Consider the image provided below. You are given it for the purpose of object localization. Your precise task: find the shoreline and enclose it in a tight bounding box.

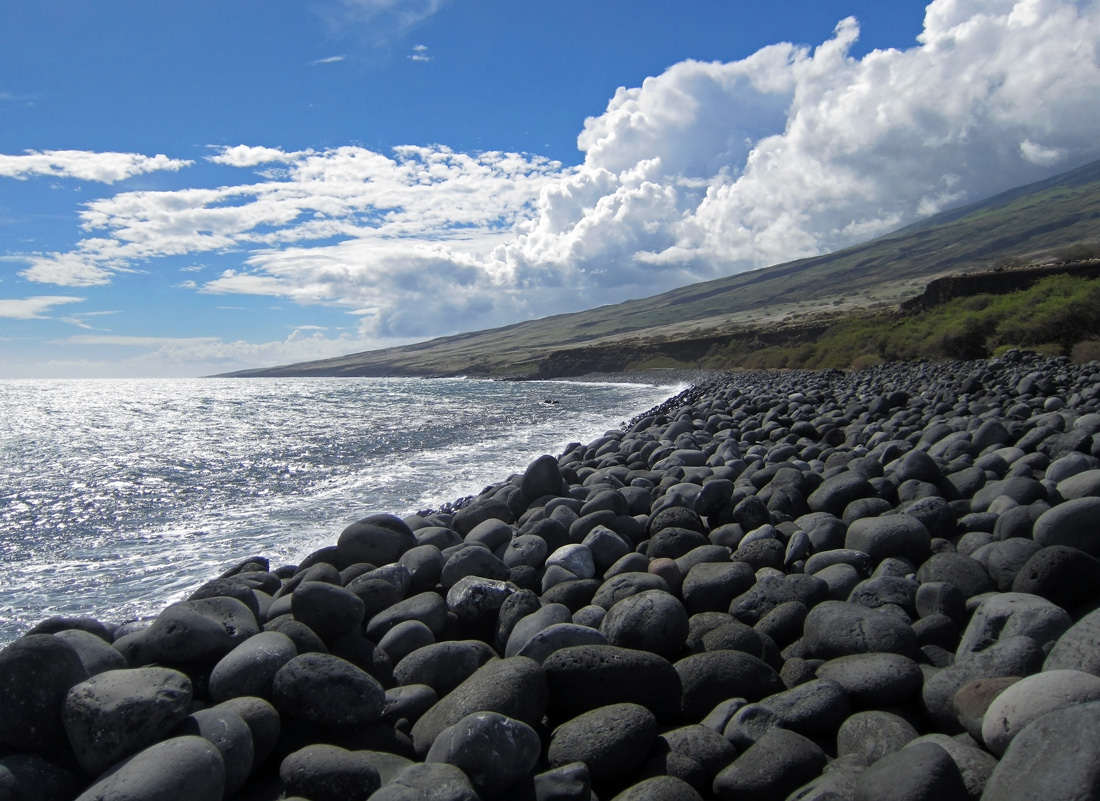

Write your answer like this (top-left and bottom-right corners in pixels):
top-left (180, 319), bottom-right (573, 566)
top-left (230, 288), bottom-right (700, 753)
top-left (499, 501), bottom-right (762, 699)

top-left (6, 352), bottom-right (1100, 798)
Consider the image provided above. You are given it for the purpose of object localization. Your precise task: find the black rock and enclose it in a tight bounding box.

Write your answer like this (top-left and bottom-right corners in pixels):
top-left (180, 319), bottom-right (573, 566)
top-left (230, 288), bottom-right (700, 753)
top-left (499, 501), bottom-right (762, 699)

top-left (712, 727), bottom-right (827, 801)
top-left (0, 635), bottom-right (89, 754)
top-left (280, 743), bottom-right (381, 801)
top-left (272, 653), bottom-right (384, 729)
top-left (547, 702), bottom-right (657, 788)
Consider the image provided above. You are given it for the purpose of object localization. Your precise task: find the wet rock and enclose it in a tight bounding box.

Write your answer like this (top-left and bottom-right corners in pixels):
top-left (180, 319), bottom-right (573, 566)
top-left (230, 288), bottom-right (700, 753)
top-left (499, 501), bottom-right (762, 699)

top-left (171, 707), bottom-right (254, 796)
top-left (291, 581), bottom-right (365, 643)
top-left (337, 514), bottom-right (418, 567)
top-left (143, 596), bottom-right (259, 663)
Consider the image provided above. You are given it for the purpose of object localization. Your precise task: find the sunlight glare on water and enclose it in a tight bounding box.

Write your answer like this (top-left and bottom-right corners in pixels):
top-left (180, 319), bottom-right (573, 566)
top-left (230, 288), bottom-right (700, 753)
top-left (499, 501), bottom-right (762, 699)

top-left (0, 376), bottom-right (680, 644)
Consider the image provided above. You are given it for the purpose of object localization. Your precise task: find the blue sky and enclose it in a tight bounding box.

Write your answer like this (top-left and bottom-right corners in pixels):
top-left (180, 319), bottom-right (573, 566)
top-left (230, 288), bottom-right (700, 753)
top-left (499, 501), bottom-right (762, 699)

top-left (2, 0), bottom-right (1098, 378)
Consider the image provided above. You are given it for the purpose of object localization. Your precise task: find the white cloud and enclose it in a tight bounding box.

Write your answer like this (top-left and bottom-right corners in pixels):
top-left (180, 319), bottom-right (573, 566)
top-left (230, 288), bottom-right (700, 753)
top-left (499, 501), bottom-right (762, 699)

top-left (318, 0), bottom-right (450, 43)
top-left (10, 0), bottom-right (1100, 348)
top-left (409, 44), bottom-right (431, 62)
top-left (59, 334), bottom-right (222, 347)
top-left (309, 55), bottom-right (347, 66)
top-left (0, 150), bottom-right (192, 183)
top-left (0, 295), bottom-right (83, 319)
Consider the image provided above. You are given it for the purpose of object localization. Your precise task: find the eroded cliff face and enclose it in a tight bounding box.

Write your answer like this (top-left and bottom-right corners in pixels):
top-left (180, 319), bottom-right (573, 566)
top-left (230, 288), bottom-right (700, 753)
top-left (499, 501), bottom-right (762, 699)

top-left (900, 261), bottom-right (1100, 314)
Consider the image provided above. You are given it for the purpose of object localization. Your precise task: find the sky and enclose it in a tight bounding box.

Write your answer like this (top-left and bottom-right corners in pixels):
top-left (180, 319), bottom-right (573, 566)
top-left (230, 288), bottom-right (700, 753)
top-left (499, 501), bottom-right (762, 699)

top-left (1, 0), bottom-right (1099, 378)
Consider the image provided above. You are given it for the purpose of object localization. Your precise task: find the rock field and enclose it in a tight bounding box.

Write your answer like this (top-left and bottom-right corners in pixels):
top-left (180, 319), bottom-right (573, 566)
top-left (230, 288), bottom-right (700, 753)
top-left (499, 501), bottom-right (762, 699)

top-left (6, 349), bottom-right (1100, 800)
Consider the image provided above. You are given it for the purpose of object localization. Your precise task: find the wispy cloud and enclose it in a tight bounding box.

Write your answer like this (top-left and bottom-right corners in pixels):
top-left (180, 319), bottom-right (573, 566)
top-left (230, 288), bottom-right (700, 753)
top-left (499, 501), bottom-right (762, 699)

top-left (0, 295), bottom-right (83, 319)
top-left (309, 55), bottom-right (347, 66)
top-left (58, 334), bottom-right (222, 347)
top-left (317, 0), bottom-right (451, 44)
top-left (0, 150), bottom-right (192, 184)
top-left (409, 44), bottom-right (431, 62)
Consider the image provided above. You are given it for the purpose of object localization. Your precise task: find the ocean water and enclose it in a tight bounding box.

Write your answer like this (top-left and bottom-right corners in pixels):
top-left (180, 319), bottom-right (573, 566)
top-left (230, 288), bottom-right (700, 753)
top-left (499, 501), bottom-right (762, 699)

top-left (0, 376), bottom-right (681, 645)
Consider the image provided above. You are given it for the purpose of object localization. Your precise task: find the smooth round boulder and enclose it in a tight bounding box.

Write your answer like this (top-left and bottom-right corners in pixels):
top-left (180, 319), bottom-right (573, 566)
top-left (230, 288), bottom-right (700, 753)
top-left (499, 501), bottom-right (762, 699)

top-left (378, 620), bottom-right (435, 666)
top-left (272, 653), bottom-right (384, 728)
top-left (803, 601), bottom-right (917, 659)
top-left (548, 703), bottom-right (657, 788)
top-left (73, 736), bottom-right (224, 801)
top-left (1045, 607), bottom-right (1100, 675)
top-left (543, 644), bottom-right (682, 724)
top-left (440, 546), bottom-right (510, 591)
top-left (426, 711), bottom-right (541, 798)
top-left (445, 575), bottom-right (515, 624)
top-left (807, 471), bottom-right (876, 518)
top-left (837, 710), bottom-right (920, 762)
top-left (337, 515), bottom-right (417, 567)
top-left (852, 741), bottom-right (968, 801)
top-left (981, 669), bottom-right (1100, 756)
top-left (845, 514), bottom-right (932, 566)
top-left (411, 657), bottom-right (548, 757)
top-left (0, 634), bottom-right (89, 754)
top-left (612, 776), bottom-right (703, 801)
top-left (955, 592), bottom-right (1071, 660)
top-left (674, 650), bottom-right (783, 722)
top-left (213, 696), bottom-right (281, 769)
top-left (392, 640), bottom-right (497, 697)
top-left (506, 604), bottom-right (573, 657)
top-left (1032, 496), bottom-right (1100, 555)
top-left (980, 700), bottom-right (1100, 801)
top-left (142, 597), bottom-right (259, 663)
top-left (1011, 545), bottom-right (1100, 609)
top-left (291, 582), bottom-right (365, 643)
top-left (816, 652), bottom-right (923, 707)
top-left (171, 707), bottom-right (254, 797)
top-left (209, 630), bottom-right (298, 702)
top-left (521, 454), bottom-right (565, 505)
top-left (712, 727), bottom-right (827, 801)
top-left (600, 589), bottom-right (689, 658)
top-left (369, 762), bottom-right (480, 801)
top-left (0, 753), bottom-right (79, 801)
top-left (280, 744), bottom-right (381, 801)
top-left (63, 667), bottom-right (193, 776)
top-left (52, 629), bottom-right (128, 677)
top-left (682, 562), bottom-right (756, 615)
top-left (366, 592), bottom-right (449, 641)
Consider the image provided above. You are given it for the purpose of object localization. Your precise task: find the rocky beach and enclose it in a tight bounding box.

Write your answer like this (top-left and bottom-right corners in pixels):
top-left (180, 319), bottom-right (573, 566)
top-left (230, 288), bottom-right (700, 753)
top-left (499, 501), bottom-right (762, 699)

top-left (5, 350), bottom-right (1100, 800)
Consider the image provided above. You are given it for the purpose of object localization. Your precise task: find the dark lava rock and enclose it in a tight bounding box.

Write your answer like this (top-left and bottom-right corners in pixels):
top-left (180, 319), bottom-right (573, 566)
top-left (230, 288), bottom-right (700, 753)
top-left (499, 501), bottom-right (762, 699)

top-left (612, 776), bottom-right (704, 800)
top-left (852, 741), bottom-right (969, 801)
top-left (393, 640), bottom-right (497, 697)
top-left (803, 601), bottom-right (918, 659)
top-left (1011, 544), bottom-right (1100, 609)
top-left (0, 634), bottom-right (89, 754)
top-left (426, 711), bottom-right (541, 798)
top-left (915, 552), bottom-right (994, 600)
top-left (980, 700), bottom-right (1100, 801)
top-left (411, 656), bottom-right (548, 757)
top-left (280, 743), bottom-right (381, 801)
top-left (208, 630), bottom-right (298, 702)
top-left (272, 653), bottom-right (384, 729)
top-left (142, 596), bottom-right (259, 663)
top-left (73, 736), bottom-right (224, 801)
top-left (171, 707), bottom-right (254, 797)
top-left (1045, 607), bottom-right (1100, 675)
top-left (63, 666), bottom-right (193, 776)
top-left (366, 592), bottom-right (449, 641)
top-left (712, 727), bottom-right (827, 801)
top-left (291, 581), bottom-right (365, 643)
top-left (52, 629), bottom-right (127, 677)
top-left (816, 652), bottom-right (924, 707)
top-left (0, 754), bottom-right (80, 801)
top-left (1032, 496), bottom-right (1100, 555)
top-left (600, 589), bottom-right (689, 658)
top-left (674, 650), bottom-right (784, 723)
top-left (214, 695), bottom-right (281, 770)
top-left (521, 454), bottom-right (566, 505)
top-left (592, 572), bottom-right (670, 610)
top-left (369, 762), bottom-right (480, 801)
top-left (543, 644), bottom-right (682, 724)
top-left (836, 710), bottom-right (919, 762)
top-left (337, 514), bottom-right (418, 566)
top-left (845, 514), bottom-right (932, 566)
top-left (547, 702), bottom-right (657, 788)
top-left (955, 592), bottom-right (1071, 660)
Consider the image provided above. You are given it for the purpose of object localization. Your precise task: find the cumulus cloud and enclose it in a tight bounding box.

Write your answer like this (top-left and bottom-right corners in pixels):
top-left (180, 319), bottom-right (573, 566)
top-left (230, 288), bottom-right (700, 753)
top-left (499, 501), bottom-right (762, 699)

top-left (0, 295), bottom-right (83, 319)
top-left (10, 0), bottom-right (1100, 349)
top-left (0, 150), bottom-right (192, 183)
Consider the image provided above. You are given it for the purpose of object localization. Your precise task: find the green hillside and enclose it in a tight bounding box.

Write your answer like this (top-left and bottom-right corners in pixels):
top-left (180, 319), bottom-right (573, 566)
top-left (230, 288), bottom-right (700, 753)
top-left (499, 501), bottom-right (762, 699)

top-left (221, 158), bottom-right (1100, 378)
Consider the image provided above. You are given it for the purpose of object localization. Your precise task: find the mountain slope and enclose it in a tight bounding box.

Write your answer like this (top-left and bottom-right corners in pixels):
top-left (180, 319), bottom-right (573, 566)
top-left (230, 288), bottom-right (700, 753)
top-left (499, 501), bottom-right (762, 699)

top-left (221, 158), bottom-right (1100, 378)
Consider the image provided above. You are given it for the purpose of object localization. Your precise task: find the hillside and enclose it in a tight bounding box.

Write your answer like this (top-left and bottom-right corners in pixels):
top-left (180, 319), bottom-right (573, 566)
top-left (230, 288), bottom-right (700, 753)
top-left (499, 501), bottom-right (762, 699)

top-left (220, 158), bottom-right (1100, 378)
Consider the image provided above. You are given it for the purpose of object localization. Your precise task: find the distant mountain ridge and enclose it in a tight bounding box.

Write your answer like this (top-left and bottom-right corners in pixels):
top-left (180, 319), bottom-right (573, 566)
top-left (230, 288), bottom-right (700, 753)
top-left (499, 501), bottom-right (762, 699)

top-left (219, 158), bottom-right (1100, 378)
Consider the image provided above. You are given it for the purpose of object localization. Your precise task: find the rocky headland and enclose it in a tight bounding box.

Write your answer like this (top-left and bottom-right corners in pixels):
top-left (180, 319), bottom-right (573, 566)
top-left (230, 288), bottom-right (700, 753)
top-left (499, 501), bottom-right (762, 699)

top-left (6, 350), bottom-right (1100, 800)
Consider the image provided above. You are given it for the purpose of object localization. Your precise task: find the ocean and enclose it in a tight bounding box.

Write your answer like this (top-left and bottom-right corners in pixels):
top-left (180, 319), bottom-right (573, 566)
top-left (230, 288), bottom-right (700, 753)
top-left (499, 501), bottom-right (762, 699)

top-left (0, 376), bottom-right (681, 646)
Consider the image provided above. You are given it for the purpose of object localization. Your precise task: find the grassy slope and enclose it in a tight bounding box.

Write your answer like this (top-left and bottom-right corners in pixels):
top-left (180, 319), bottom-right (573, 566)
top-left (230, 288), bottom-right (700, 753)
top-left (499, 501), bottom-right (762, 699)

top-left (222, 158), bottom-right (1100, 378)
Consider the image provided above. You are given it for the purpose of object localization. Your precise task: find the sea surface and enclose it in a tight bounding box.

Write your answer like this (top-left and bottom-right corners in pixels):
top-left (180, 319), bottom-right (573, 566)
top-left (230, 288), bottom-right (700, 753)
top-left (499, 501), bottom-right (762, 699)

top-left (0, 376), bottom-right (681, 646)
